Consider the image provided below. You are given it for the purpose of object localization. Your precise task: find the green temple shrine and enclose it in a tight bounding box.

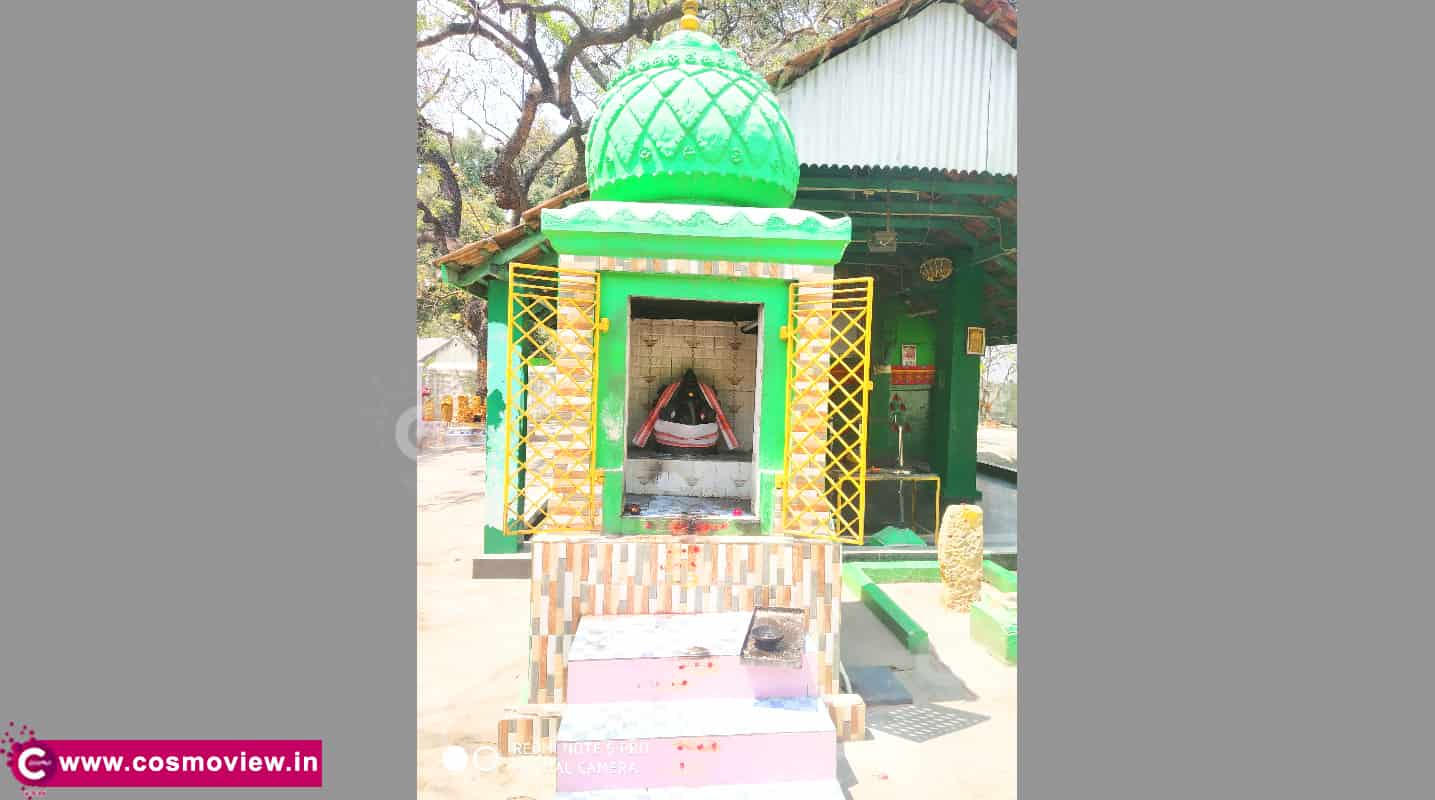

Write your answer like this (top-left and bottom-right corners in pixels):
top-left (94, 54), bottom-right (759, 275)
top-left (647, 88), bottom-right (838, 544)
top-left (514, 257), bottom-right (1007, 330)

top-left (436, 0), bottom-right (1017, 553)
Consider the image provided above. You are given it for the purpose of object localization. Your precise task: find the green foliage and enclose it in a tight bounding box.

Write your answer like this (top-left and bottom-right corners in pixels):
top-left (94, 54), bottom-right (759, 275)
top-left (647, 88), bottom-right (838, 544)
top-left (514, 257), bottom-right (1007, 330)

top-left (416, 246), bottom-right (470, 338)
top-left (416, 0), bottom-right (883, 336)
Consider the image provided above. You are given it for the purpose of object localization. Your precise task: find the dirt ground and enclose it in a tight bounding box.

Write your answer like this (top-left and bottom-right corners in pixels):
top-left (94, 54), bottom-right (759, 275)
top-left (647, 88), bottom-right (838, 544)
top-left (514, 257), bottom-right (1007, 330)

top-left (418, 445), bottom-right (551, 799)
top-left (418, 444), bottom-right (1016, 799)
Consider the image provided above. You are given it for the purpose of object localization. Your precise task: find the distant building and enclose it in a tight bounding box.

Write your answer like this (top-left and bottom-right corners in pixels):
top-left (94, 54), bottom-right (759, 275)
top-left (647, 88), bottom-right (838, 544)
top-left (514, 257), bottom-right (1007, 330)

top-left (418, 336), bottom-right (480, 400)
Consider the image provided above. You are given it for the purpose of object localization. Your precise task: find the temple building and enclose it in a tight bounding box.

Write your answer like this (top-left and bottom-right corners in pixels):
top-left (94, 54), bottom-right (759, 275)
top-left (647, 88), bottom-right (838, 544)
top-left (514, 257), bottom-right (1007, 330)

top-left (437, 0), bottom-right (1018, 553)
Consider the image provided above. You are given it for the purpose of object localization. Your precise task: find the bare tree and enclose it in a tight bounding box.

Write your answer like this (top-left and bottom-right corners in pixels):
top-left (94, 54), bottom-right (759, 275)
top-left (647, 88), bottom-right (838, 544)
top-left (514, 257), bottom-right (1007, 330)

top-left (419, 1), bottom-right (685, 222)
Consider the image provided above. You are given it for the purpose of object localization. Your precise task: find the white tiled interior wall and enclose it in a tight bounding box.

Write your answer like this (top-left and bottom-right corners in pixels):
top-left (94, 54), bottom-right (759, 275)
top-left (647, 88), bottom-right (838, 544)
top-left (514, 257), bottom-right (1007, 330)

top-left (626, 318), bottom-right (759, 451)
top-left (623, 457), bottom-right (753, 498)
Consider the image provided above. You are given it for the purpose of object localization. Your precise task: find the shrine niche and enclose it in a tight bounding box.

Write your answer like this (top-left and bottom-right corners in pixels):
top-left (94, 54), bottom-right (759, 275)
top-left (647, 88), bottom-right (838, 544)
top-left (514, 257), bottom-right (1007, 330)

top-left (622, 298), bottom-right (761, 525)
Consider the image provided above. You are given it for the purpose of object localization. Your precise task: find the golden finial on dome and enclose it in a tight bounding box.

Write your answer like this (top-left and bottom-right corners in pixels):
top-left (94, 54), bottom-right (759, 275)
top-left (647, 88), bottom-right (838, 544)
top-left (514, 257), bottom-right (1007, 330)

top-left (679, 0), bottom-right (701, 31)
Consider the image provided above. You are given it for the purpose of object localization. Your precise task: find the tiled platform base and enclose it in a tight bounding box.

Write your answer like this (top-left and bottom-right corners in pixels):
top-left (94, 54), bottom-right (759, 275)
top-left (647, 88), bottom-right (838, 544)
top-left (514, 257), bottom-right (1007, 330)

top-left (823, 693), bottom-right (867, 741)
top-left (556, 778), bottom-right (845, 799)
top-left (498, 711), bottom-right (562, 756)
top-left (566, 612), bottom-right (816, 703)
top-left (556, 698), bottom-right (834, 792)
top-left (527, 562), bottom-right (849, 794)
top-left (526, 536), bottom-right (842, 703)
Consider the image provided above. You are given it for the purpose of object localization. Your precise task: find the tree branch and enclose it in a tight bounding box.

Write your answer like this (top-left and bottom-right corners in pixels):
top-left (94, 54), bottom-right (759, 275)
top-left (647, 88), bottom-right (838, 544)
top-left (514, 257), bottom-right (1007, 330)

top-left (417, 115), bottom-right (464, 251)
top-left (417, 19), bottom-right (479, 50)
top-left (554, 1), bottom-right (683, 110)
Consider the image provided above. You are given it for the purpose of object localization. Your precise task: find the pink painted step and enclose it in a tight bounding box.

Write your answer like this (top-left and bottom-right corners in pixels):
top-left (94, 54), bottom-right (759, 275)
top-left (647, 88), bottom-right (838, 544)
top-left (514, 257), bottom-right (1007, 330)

top-left (555, 778), bottom-right (846, 799)
top-left (555, 697), bottom-right (835, 793)
top-left (566, 612), bottom-right (817, 703)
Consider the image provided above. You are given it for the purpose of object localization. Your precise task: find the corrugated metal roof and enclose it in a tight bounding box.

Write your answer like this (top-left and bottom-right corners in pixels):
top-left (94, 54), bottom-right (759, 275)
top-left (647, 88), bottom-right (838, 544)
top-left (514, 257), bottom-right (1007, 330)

top-left (777, 2), bottom-right (1016, 175)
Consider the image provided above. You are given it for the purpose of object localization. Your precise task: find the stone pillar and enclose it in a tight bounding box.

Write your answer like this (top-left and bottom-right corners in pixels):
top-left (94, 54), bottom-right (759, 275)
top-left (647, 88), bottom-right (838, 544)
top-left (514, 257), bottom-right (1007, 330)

top-left (938, 504), bottom-right (984, 611)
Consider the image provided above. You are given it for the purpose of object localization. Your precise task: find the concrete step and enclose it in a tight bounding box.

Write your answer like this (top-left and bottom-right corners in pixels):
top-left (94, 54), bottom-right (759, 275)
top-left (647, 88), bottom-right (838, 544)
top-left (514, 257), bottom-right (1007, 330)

top-left (567, 612), bottom-right (817, 703)
top-left (555, 779), bottom-right (844, 799)
top-left (556, 697), bottom-right (834, 793)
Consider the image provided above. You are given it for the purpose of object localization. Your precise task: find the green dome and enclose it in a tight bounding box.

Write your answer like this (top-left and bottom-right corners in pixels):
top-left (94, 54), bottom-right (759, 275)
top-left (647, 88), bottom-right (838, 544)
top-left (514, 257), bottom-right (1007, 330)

top-left (585, 29), bottom-right (800, 208)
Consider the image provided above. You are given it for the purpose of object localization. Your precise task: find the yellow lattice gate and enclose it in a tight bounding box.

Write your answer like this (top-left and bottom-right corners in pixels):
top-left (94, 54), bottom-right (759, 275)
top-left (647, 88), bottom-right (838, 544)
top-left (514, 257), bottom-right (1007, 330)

top-left (780, 277), bottom-right (875, 544)
top-left (501, 263), bottom-right (605, 536)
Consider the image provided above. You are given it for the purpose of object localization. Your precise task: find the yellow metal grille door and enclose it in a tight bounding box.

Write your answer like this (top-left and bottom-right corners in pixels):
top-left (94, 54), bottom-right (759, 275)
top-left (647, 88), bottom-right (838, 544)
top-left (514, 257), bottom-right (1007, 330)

top-left (780, 277), bottom-right (875, 544)
top-left (501, 263), bottom-right (604, 535)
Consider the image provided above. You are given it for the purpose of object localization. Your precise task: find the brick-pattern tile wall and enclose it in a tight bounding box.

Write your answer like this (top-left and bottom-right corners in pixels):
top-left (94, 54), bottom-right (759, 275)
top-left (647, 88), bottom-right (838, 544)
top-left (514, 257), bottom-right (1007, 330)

top-left (526, 535), bottom-right (842, 703)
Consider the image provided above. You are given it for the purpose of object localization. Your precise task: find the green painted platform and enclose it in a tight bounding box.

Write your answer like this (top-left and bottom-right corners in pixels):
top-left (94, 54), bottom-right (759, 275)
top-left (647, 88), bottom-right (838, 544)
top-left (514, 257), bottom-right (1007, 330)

top-left (841, 563), bottom-right (929, 654)
top-left (982, 560), bottom-right (1018, 593)
top-left (970, 599), bottom-right (1018, 665)
top-left (843, 559), bottom-right (1018, 662)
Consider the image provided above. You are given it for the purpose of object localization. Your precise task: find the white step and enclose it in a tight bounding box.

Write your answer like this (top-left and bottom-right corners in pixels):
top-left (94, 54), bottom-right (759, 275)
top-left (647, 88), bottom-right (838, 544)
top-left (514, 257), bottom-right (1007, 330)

top-left (557, 697), bottom-right (832, 742)
top-left (568, 612), bottom-right (756, 662)
top-left (556, 779), bottom-right (845, 799)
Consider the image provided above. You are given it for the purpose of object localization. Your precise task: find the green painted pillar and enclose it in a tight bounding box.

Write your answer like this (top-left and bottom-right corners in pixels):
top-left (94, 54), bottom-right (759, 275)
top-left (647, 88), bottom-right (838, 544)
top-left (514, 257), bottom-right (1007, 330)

top-left (483, 279), bottom-right (520, 554)
top-left (931, 258), bottom-right (983, 502)
top-left (595, 276), bottom-right (630, 534)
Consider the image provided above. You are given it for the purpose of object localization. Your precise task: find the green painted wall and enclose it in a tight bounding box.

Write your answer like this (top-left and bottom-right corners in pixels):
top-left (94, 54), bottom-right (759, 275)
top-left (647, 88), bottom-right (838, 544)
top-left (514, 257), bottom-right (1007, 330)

top-left (868, 296), bottom-right (938, 467)
top-left (482, 280), bottom-right (520, 554)
top-left (594, 271), bottom-right (791, 533)
top-left (882, 305), bottom-right (937, 366)
top-left (930, 256), bottom-right (983, 501)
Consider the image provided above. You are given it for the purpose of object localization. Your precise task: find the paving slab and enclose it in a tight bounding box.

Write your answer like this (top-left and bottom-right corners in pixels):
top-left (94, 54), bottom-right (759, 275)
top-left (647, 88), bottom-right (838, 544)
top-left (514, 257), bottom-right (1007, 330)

top-left (846, 666), bottom-right (913, 706)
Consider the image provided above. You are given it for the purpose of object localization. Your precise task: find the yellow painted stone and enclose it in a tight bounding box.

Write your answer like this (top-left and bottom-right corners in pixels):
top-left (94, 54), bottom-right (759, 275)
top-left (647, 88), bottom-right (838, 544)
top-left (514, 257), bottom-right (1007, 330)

top-left (938, 504), bottom-right (984, 611)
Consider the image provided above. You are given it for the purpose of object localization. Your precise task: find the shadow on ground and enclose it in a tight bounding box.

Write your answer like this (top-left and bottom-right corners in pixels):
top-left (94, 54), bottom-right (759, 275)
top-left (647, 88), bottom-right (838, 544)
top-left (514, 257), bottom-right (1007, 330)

top-left (841, 600), bottom-right (979, 704)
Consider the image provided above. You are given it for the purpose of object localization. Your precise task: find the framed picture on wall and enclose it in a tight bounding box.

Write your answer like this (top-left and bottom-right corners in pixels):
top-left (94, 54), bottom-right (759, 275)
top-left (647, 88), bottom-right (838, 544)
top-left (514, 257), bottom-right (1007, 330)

top-left (966, 326), bottom-right (986, 356)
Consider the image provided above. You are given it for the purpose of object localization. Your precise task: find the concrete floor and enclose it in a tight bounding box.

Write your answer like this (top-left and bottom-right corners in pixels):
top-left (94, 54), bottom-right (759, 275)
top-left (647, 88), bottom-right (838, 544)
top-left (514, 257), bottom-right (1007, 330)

top-left (977, 425), bottom-right (1017, 471)
top-left (419, 444), bottom-right (1015, 799)
top-left (839, 583), bottom-right (1017, 800)
top-left (976, 472), bottom-right (1017, 555)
